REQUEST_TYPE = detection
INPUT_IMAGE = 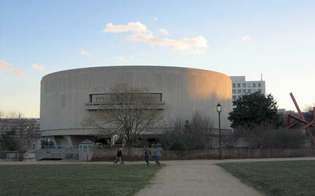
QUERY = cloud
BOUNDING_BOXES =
[129,33,208,51]
[32,64,45,73]
[12,69,24,77]
[104,22,208,53]
[80,48,91,57]
[105,22,148,33]
[0,59,24,77]
[241,35,253,42]
[0,60,10,70]
[159,28,169,36]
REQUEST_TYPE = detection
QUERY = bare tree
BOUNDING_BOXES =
[84,84,163,146]
[160,112,212,150]
[0,118,39,152]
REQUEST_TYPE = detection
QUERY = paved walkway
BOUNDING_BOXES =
[136,158,315,196]
[2,157,315,196]
[136,160,262,196]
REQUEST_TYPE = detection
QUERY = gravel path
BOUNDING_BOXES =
[136,160,262,196]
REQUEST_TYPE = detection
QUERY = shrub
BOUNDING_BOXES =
[160,112,211,150]
[262,128,306,148]
[234,127,306,148]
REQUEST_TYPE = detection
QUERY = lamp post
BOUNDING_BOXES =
[216,103,222,159]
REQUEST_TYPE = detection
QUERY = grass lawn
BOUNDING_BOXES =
[218,160,315,196]
[0,164,160,196]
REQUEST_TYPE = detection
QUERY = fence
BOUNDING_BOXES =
[0,151,24,161]
[35,148,79,160]
[91,147,315,161]
[27,147,315,161]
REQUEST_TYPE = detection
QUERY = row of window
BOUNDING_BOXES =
[232,82,262,88]
[90,93,163,104]
[232,95,240,101]
[233,94,253,101]
[233,89,262,94]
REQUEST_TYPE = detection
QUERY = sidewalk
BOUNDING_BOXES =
[136,160,262,196]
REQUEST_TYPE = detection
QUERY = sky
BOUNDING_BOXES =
[1,0,315,118]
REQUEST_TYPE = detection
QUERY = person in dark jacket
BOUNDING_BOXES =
[114,147,124,164]
[144,146,151,166]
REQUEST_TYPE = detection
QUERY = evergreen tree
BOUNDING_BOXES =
[229,92,279,128]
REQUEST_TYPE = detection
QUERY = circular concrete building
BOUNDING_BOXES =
[40,66,232,146]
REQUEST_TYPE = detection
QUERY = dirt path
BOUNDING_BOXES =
[136,160,262,196]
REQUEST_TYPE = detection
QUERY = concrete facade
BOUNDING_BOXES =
[40,66,232,146]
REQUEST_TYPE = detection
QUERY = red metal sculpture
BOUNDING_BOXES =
[287,92,315,143]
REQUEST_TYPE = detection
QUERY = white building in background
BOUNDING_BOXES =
[230,76,265,102]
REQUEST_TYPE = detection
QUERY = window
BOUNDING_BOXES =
[253,83,256,87]
[96,97,105,103]
[238,89,241,93]
[232,89,236,93]
[237,83,241,87]
[242,83,246,87]
[258,83,261,87]
[233,83,236,88]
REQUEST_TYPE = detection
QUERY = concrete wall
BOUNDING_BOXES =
[40,66,232,141]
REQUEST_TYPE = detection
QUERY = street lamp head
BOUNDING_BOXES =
[216,103,222,113]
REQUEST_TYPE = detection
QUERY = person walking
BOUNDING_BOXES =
[144,146,151,166]
[114,147,124,164]
[153,143,162,166]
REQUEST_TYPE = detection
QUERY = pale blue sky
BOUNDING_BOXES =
[1,0,315,117]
